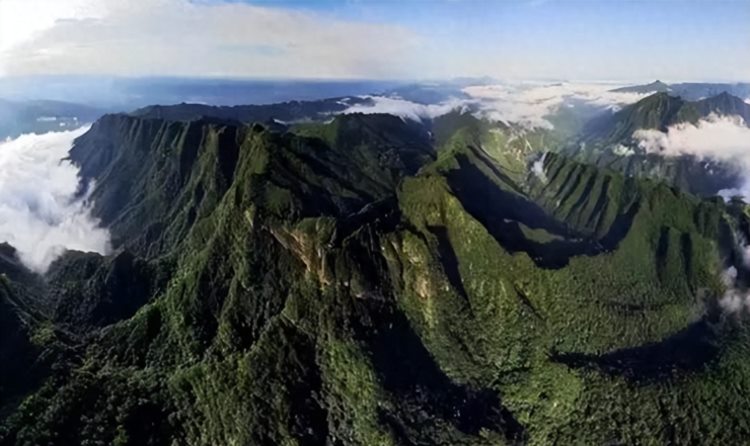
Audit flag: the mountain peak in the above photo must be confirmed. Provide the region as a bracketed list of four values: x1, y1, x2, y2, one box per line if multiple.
[696, 91, 750, 122]
[710, 90, 736, 101]
[583, 88, 750, 155]
[611, 80, 672, 94]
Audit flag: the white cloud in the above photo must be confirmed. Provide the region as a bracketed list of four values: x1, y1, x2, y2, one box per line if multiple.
[632, 114, 750, 200]
[0, 0, 105, 53]
[720, 264, 750, 315]
[462, 82, 651, 129]
[634, 114, 750, 159]
[531, 152, 548, 183]
[0, 0, 419, 78]
[719, 288, 750, 314]
[0, 128, 110, 272]
[339, 95, 472, 121]
[612, 144, 635, 156]
[721, 266, 738, 287]
[339, 82, 656, 128]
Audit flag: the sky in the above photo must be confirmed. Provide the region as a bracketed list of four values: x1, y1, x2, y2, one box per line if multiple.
[0, 0, 748, 82]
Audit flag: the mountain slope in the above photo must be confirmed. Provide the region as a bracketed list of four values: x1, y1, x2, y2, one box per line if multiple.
[584, 91, 750, 142]
[2, 107, 750, 445]
[69, 112, 432, 257]
[570, 92, 750, 196]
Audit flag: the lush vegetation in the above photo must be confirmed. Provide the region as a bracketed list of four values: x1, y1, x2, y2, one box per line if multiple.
[2, 106, 750, 445]
[564, 91, 750, 196]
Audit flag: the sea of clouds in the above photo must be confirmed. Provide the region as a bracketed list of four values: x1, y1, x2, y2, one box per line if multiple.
[0, 127, 110, 272]
[461, 83, 650, 129]
[340, 82, 652, 129]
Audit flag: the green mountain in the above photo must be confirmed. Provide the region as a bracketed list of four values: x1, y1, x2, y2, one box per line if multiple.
[3, 107, 750, 445]
[130, 97, 370, 124]
[570, 92, 750, 196]
[584, 92, 750, 143]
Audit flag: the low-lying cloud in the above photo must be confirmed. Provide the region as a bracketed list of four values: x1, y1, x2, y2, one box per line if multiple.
[462, 83, 651, 129]
[531, 152, 548, 183]
[719, 239, 750, 315]
[632, 114, 750, 200]
[634, 114, 750, 157]
[340, 82, 652, 129]
[0, 128, 110, 272]
[340, 95, 472, 121]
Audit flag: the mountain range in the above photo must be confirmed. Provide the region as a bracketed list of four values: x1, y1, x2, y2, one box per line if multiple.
[612, 80, 750, 101]
[0, 99, 102, 139]
[2, 83, 750, 444]
[562, 90, 750, 196]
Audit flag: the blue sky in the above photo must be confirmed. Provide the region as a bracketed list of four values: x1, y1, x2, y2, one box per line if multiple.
[260, 0, 750, 81]
[0, 0, 748, 81]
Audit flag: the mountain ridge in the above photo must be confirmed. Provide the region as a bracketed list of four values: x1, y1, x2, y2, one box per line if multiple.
[2, 102, 750, 445]
[567, 91, 750, 196]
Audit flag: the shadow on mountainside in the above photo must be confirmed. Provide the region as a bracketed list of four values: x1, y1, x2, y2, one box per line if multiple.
[550, 317, 721, 382]
[350, 298, 527, 444]
[445, 154, 638, 269]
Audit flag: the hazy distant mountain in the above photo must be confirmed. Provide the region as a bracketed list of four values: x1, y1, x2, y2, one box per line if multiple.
[0, 76, 406, 110]
[671, 82, 750, 101]
[0, 99, 102, 139]
[568, 91, 750, 195]
[612, 80, 750, 101]
[381, 83, 471, 104]
[585, 91, 750, 141]
[611, 80, 672, 94]
[131, 97, 370, 123]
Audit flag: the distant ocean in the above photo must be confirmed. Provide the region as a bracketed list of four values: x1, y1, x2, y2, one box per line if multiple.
[0, 76, 405, 111]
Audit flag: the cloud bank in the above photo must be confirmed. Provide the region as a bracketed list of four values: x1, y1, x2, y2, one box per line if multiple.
[634, 114, 750, 158]
[340, 96, 472, 121]
[632, 114, 750, 200]
[339, 82, 653, 128]
[0, 0, 419, 78]
[0, 128, 110, 272]
[462, 83, 651, 129]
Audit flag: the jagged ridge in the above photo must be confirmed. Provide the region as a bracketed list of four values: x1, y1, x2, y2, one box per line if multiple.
[2, 106, 750, 446]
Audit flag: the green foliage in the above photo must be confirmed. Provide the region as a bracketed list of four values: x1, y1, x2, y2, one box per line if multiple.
[3, 107, 750, 446]
[568, 92, 750, 197]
